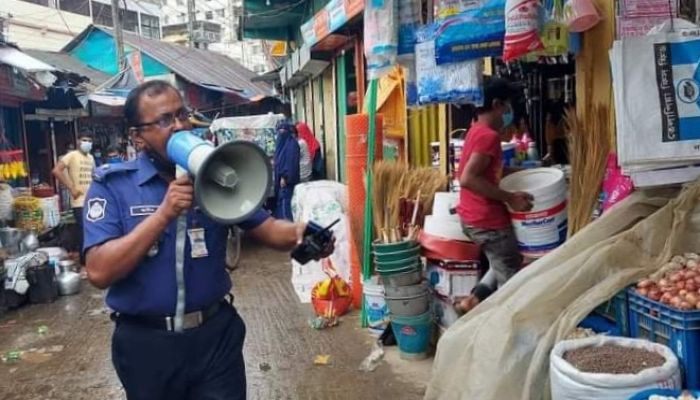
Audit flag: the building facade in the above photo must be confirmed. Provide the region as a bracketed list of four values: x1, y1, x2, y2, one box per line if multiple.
[160, 0, 268, 73]
[0, 0, 163, 51]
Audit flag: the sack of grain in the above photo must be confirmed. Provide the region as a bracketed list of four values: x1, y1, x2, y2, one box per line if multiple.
[550, 336, 681, 400]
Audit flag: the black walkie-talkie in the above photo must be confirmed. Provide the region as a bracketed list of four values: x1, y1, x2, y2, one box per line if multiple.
[291, 219, 340, 264]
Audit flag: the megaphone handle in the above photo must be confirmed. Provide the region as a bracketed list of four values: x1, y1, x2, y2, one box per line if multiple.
[175, 165, 187, 179]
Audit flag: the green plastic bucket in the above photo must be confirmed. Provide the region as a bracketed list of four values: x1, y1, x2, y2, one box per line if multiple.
[375, 256, 421, 271]
[376, 261, 421, 275]
[391, 311, 434, 360]
[374, 245, 421, 263]
[373, 240, 418, 254]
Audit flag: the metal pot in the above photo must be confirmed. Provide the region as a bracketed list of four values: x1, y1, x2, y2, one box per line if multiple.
[57, 265, 81, 296]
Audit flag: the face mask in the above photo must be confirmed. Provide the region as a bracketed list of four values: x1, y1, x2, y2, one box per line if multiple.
[94, 152, 102, 158]
[80, 141, 92, 154]
[502, 110, 514, 128]
[107, 156, 122, 164]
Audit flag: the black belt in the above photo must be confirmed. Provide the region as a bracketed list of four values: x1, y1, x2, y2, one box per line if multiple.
[112, 300, 225, 332]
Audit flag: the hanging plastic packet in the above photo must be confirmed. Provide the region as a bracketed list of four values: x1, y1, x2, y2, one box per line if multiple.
[503, 0, 545, 61]
[433, 0, 506, 65]
[365, 0, 399, 79]
[415, 24, 485, 105]
[398, 0, 422, 60]
[435, 0, 485, 20]
[405, 62, 419, 107]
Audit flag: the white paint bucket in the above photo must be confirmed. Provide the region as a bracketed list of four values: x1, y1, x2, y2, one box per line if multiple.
[363, 276, 389, 335]
[500, 168, 567, 258]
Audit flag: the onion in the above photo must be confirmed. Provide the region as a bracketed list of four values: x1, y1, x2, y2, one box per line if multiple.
[689, 260, 699, 269]
[648, 290, 662, 301]
[686, 270, 698, 279]
[678, 281, 687, 290]
[637, 279, 653, 289]
[671, 296, 683, 308]
[694, 275, 700, 285]
[680, 289, 689, 297]
[659, 278, 670, 287]
[686, 293, 698, 304]
[687, 281, 698, 292]
[696, 301, 700, 310]
[685, 252, 699, 260]
[637, 288, 649, 296]
[671, 272, 683, 283]
[661, 293, 673, 304]
[681, 301, 693, 310]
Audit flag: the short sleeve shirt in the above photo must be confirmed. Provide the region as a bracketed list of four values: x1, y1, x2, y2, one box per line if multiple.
[83, 154, 270, 316]
[62, 150, 95, 208]
[456, 122, 510, 230]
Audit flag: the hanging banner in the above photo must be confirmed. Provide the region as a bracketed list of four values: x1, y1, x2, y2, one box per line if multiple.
[127, 51, 145, 83]
[269, 41, 288, 57]
[301, 0, 365, 47]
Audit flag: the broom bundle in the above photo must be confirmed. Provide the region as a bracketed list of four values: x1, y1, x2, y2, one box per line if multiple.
[565, 104, 610, 237]
[372, 161, 449, 243]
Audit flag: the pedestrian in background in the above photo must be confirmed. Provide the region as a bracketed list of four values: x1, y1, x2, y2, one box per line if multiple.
[52, 132, 95, 267]
[296, 122, 324, 180]
[273, 121, 300, 221]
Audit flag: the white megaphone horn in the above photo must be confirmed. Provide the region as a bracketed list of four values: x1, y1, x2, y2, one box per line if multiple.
[166, 131, 272, 224]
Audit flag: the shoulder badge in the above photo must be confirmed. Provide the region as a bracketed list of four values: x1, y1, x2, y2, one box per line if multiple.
[92, 160, 137, 182]
[86, 198, 107, 222]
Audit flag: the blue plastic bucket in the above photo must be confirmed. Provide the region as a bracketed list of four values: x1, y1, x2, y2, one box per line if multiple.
[391, 311, 433, 360]
[501, 142, 516, 167]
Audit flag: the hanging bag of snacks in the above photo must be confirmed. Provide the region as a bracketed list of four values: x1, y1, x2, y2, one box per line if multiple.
[14, 196, 44, 232]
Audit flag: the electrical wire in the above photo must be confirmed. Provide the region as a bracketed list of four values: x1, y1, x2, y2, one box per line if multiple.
[243, 0, 306, 18]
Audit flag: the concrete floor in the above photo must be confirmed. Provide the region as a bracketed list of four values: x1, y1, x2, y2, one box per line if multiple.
[0, 243, 430, 400]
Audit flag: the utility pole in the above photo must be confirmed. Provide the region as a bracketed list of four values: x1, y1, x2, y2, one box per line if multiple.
[187, 0, 196, 48]
[111, 0, 126, 70]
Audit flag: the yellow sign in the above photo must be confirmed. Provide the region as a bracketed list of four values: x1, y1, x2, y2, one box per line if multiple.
[269, 41, 288, 57]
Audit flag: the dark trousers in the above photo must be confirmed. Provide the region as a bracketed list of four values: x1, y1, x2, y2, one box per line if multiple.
[72, 207, 84, 265]
[111, 303, 247, 400]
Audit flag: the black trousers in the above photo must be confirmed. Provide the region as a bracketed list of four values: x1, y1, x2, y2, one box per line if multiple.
[72, 207, 84, 265]
[111, 303, 247, 400]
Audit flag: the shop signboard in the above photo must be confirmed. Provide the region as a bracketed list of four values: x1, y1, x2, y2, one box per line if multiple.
[301, 0, 365, 47]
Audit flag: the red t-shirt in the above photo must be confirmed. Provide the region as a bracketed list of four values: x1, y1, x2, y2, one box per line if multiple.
[456, 122, 511, 230]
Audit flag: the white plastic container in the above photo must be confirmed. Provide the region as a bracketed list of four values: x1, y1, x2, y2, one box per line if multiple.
[364, 276, 389, 335]
[424, 214, 469, 241]
[427, 261, 479, 298]
[432, 192, 459, 217]
[500, 168, 567, 258]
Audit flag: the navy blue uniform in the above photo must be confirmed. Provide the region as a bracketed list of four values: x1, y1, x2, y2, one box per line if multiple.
[84, 153, 269, 400]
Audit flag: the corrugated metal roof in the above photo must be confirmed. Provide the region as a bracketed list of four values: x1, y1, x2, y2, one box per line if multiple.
[94, 26, 272, 99]
[24, 49, 110, 87]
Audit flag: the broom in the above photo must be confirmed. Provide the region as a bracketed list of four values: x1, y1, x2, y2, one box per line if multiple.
[361, 79, 379, 328]
[566, 104, 610, 237]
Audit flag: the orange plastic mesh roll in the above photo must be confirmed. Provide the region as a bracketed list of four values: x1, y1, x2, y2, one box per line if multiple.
[345, 113, 383, 308]
[346, 114, 384, 158]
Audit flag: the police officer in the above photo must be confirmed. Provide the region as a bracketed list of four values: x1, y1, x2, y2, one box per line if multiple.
[83, 80, 333, 400]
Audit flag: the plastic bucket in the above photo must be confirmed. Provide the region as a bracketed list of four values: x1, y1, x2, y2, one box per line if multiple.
[385, 290, 430, 316]
[391, 311, 433, 360]
[373, 239, 418, 254]
[375, 256, 421, 271]
[565, 0, 601, 33]
[500, 168, 567, 258]
[501, 142, 516, 167]
[364, 277, 389, 334]
[376, 262, 421, 276]
[382, 268, 422, 287]
[374, 245, 421, 263]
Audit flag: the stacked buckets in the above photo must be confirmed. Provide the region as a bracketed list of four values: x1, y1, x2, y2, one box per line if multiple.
[373, 240, 433, 360]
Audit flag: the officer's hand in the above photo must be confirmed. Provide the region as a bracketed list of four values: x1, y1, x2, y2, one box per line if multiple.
[159, 175, 194, 220]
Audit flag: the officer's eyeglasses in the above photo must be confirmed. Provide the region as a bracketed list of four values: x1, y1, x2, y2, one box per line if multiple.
[132, 108, 190, 130]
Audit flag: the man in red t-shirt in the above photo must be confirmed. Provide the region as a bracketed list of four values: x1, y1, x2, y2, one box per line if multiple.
[454, 78, 533, 315]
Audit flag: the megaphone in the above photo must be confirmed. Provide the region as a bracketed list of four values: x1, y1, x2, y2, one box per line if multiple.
[166, 131, 272, 224]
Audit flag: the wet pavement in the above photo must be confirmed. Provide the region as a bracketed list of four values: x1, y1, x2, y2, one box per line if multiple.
[0, 242, 429, 400]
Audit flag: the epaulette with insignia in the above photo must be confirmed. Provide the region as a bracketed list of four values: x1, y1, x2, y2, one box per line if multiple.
[92, 161, 138, 182]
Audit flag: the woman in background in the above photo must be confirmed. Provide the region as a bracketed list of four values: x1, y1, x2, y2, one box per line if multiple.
[296, 122, 324, 180]
[273, 121, 301, 220]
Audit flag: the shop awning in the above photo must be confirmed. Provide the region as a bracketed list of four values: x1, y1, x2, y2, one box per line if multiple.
[0, 46, 56, 73]
[88, 93, 127, 107]
[241, 0, 309, 41]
